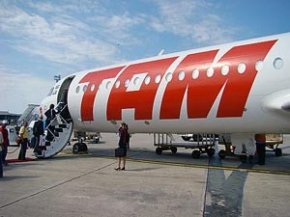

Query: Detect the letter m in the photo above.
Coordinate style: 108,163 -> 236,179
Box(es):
160,40 -> 277,119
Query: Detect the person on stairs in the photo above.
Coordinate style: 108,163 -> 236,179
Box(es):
45,104 -> 56,142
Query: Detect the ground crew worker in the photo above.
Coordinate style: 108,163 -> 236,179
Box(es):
255,133 -> 266,165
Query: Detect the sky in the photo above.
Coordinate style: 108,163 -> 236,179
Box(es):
1,0 -> 290,114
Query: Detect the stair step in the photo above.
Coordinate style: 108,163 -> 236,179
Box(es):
55,128 -> 63,132
59,124 -> 67,128
35,122 -> 73,159
34,146 -> 46,154
46,134 -> 54,141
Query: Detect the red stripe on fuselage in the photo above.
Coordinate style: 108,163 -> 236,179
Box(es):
160,50 -> 219,119
79,66 -> 124,121
79,40 -> 277,122
216,40 -> 277,117
107,57 -> 178,120
160,40 -> 277,119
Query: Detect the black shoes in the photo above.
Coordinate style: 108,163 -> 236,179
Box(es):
114,167 -> 125,171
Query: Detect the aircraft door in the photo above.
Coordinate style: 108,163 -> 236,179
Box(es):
56,76 -> 75,122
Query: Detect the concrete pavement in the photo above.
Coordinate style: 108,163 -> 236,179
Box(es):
1,133 -> 290,217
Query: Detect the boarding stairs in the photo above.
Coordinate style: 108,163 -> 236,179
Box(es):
34,104 -> 73,158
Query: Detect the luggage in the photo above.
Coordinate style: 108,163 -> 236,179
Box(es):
115,147 -> 125,157
16,136 -> 22,145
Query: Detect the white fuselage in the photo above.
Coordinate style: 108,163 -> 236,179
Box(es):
41,32 -> 290,134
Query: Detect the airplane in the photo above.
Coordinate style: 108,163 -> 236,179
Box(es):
26,32 -> 290,159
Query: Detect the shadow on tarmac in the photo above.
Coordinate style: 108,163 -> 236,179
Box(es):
125,167 -> 162,172
0,175 -> 39,181
204,159 -> 252,217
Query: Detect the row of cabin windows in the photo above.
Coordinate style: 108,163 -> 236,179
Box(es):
75,57 -> 284,94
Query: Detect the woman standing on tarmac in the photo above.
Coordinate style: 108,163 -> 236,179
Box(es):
115,122 -> 130,171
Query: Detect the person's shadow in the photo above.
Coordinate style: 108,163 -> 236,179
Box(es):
204,160 -> 251,217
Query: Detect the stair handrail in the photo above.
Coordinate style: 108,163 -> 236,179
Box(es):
18,104 -> 39,126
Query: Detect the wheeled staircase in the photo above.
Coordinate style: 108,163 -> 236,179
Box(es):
33,104 -> 74,158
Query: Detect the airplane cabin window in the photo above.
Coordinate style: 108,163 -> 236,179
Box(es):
83,85 -> 88,92
255,60 -> 264,71
145,76 -> 151,85
90,84 -> 95,91
133,77 -> 140,85
178,71 -> 185,80
76,86 -> 80,93
192,69 -> 199,79
238,63 -> 246,74
52,87 -> 58,95
106,81 -> 111,89
221,65 -> 230,76
115,80 -> 120,88
47,88 -> 54,96
207,67 -> 214,77
155,75 -> 161,83
274,57 -> 284,69
165,73 -> 173,82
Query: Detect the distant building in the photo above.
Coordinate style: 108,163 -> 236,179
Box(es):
0,111 -> 21,126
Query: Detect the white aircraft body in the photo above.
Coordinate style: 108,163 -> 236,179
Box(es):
35,32 -> 290,158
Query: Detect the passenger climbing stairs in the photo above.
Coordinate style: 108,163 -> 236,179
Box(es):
34,104 -> 73,158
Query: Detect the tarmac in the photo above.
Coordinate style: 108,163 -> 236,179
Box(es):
1,133 -> 290,217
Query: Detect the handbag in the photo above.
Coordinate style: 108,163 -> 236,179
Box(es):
115,147 -> 125,157
16,136 -> 22,145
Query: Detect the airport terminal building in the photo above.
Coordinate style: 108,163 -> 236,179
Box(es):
0,111 -> 20,126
